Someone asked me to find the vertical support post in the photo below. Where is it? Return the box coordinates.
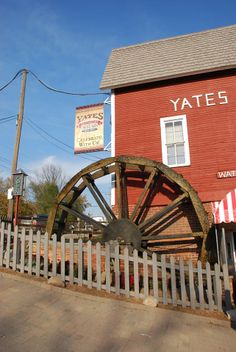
[221,227,228,272]
[8,69,28,220]
[13,195,20,228]
[215,225,220,265]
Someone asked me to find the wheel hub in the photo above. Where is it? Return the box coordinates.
[102,219,142,249]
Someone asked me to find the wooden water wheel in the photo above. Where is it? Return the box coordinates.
[46,156,209,259]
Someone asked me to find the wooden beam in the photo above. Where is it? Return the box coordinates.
[60,204,106,231]
[141,232,203,240]
[130,168,157,222]
[82,175,116,222]
[120,165,129,218]
[139,193,188,232]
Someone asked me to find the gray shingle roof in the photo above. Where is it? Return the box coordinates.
[100,25,236,90]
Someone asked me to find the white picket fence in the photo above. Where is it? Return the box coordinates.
[0,223,232,312]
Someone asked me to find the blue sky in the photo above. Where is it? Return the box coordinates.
[0,0,235,215]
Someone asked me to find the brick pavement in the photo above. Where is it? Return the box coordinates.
[0,271,235,352]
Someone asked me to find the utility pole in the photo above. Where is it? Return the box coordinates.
[7,69,28,220]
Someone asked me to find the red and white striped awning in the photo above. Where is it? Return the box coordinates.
[212,189,236,224]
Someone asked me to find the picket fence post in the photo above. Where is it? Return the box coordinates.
[69,237,74,285]
[20,227,26,273]
[114,243,120,295]
[188,260,196,309]
[61,235,66,281]
[170,256,177,306]
[214,263,222,311]
[5,224,11,268]
[28,229,33,275]
[36,231,41,276]
[12,226,18,271]
[179,258,187,308]
[0,222,5,266]
[44,233,49,278]
[78,239,83,286]
[222,263,232,311]
[143,251,149,299]
[152,253,158,302]
[52,234,57,277]
[197,260,205,309]
[161,255,167,305]
[87,241,92,289]
[96,242,101,290]
[206,262,213,310]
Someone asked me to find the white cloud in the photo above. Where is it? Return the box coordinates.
[25,154,112,186]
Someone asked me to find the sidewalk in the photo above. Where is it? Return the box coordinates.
[0,271,235,352]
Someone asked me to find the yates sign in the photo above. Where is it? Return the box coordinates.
[74,103,104,154]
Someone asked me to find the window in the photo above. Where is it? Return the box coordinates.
[160,115,190,167]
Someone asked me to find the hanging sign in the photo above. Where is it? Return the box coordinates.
[74,103,104,154]
[13,173,25,196]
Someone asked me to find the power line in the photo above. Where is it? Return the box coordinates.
[0,114,17,121]
[0,163,11,171]
[25,118,99,162]
[25,116,101,161]
[0,155,11,163]
[26,117,74,150]
[25,119,74,155]
[0,116,16,124]
[0,70,22,92]
[28,70,110,97]
[0,69,110,97]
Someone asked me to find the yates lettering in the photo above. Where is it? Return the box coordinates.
[170,91,228,112]
[77,112,103,123]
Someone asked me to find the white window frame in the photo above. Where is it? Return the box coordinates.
[160,114,190,167]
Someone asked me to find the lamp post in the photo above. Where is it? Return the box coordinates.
[12,169,27,228]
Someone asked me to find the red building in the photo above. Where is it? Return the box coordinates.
[100,25,236,266]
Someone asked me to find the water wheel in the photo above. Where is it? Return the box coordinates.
[46,156,209,259]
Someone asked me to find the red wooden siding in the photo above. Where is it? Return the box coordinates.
[115,70,236,205]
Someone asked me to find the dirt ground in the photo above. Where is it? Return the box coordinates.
[0,267,228,321]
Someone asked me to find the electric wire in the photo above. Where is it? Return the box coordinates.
[0,69,110,97]
[25,119,74,155]
[0,70,22,92]
[25,117,74,151]
[25,117,101,161]
[25,118,99,162]
[0,114,17,121]
[0,114,17,124]
[0,155,11,163]
[0,117,16,124]
[0,163,11,171]
[28,70,110,97]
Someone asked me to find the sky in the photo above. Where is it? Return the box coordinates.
[0,0,235,216]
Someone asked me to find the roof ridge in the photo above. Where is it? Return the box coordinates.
[112,24,236,52]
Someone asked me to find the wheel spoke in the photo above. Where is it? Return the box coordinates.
[60,203,106,231]
[120,165,128,218]
[138,193,188,232]
[115,164,122,218]
[115,163,128,219]
[135,173,158,225]
[130,168,157,222]
[82,175,116,222]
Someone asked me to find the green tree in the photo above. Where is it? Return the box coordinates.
[29,164,89,216]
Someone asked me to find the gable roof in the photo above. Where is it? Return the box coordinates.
[100,25,236,90]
